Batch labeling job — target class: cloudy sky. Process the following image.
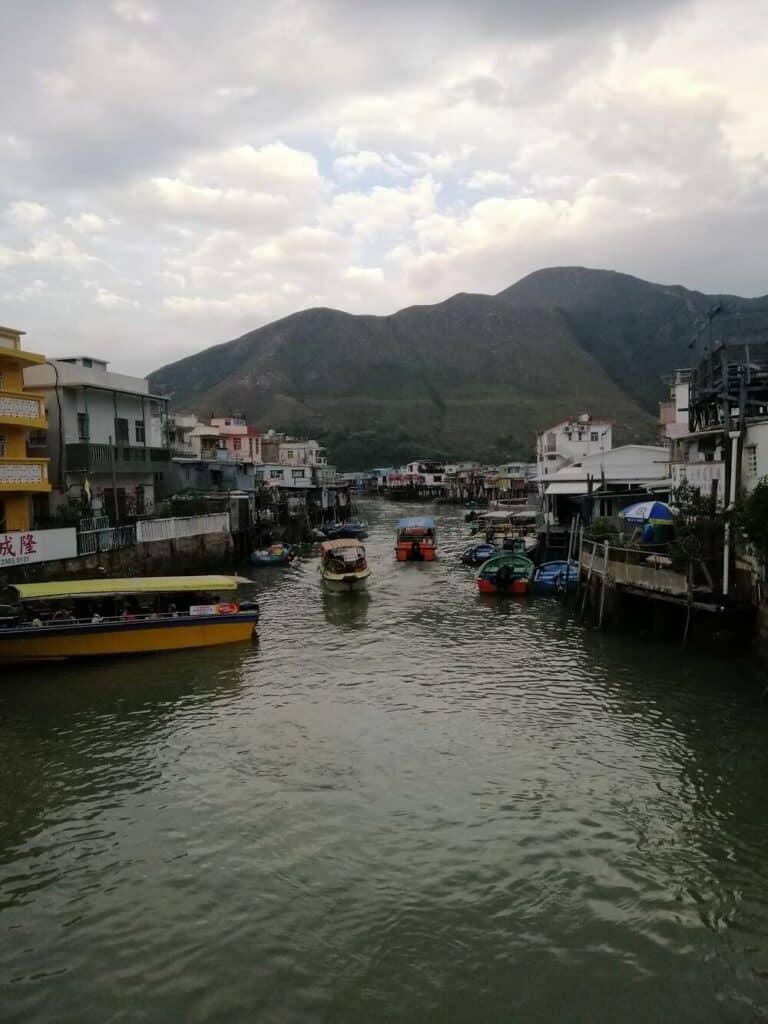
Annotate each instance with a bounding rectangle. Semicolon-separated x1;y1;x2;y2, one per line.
1;0;766;375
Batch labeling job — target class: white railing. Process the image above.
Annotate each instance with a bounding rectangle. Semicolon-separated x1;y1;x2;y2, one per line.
77;524;137;555
135;513;230;543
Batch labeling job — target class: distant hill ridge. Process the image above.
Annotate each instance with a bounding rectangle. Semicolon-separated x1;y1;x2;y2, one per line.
149;266;768;469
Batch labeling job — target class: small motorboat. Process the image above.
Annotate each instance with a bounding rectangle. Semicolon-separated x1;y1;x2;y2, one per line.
395;517;437;561
250;543;295;567
477;553;535;595
533;560;578;594
460;542;495;566
320;539;371;593
322;519;368;540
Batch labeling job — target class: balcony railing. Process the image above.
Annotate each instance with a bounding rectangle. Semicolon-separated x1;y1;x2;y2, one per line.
0;457;50;490
0;391;47;429
66;443;170;474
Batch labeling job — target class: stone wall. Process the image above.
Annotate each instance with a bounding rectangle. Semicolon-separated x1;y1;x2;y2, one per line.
0;531;235;586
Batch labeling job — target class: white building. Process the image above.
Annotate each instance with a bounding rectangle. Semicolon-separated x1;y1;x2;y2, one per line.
23;356;170;520
542;444;671;523
536;415;613;492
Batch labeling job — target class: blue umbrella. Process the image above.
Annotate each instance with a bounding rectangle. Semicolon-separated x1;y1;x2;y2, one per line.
620;500;676;524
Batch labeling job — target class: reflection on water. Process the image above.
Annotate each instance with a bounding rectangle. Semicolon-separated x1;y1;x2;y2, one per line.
1;498;768;1024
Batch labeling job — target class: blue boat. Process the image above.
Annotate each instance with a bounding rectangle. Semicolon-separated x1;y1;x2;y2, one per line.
460;542;495;566
250;543;295;567
533;560;578;593
322;520;368;540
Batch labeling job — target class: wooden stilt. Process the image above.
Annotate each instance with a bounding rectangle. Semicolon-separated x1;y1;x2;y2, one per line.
598;542;610;629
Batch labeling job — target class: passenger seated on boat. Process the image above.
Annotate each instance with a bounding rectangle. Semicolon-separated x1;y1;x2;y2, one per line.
121;607;136;621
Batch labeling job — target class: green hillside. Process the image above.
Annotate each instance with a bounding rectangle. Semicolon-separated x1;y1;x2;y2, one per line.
149;267;768;469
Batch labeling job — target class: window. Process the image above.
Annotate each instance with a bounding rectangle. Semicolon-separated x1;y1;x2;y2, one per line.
28;430;47;448
82;358;93;368
590;431;599;442
270;470;283;479
746;446;758;476
135;420;146;443
433;475;442;482
0;370;4;391
292;469;306;479
114;417;129;442
77;412;90;441
0;434;5;456
233;437;241;450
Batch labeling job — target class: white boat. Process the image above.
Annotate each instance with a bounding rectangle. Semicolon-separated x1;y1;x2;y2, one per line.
320;539;371;593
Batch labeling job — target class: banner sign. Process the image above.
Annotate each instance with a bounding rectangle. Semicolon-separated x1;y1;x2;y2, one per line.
0;528;78;568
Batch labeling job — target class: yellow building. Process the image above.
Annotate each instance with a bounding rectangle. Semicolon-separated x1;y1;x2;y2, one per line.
0;326;51;532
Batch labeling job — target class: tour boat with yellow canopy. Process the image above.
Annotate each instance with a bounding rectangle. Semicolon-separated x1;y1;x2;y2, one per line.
319;539;370;593
0;575;259;663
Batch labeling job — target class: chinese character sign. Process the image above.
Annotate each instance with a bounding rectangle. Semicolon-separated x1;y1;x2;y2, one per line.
0;529;77;568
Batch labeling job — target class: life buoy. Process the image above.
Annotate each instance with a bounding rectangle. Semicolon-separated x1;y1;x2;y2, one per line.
217;602;240;615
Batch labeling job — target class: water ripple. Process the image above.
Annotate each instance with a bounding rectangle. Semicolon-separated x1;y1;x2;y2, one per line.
1;499;768;1023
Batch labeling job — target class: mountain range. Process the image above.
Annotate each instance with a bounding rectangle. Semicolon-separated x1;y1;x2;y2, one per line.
149;267;768;469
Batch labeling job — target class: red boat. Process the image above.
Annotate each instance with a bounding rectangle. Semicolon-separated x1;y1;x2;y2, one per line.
395;517;437;561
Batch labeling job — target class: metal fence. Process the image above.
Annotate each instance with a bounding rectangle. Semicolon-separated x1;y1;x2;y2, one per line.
135;513;230;543
77;524;137;555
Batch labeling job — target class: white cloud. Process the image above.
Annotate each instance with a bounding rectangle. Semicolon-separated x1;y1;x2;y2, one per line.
66;212;107;233
0;232;100;270
466;169;513;191
163;292;271;316
0;0;767;374
6;201;49;226
113;1;155;24
327;176;440;238
94;287;132;308
344;265;384;283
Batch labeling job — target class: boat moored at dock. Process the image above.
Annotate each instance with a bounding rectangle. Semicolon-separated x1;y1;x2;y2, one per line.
320;539;371;592
0;575;259;663
533;560;578;594
250;543;295;567
477;554;536;595
460;542;495;566
470;510;538;555
322;520;368;540
395;517;437;561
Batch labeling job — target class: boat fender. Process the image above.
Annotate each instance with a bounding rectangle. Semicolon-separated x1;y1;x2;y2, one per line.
217;602;240;615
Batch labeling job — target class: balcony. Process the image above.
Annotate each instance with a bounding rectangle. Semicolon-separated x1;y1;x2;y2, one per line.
66;443;170;475
0;391;47;430
0;457;50;492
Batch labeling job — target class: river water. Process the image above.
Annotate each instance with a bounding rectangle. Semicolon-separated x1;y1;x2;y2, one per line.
2;499;768;1022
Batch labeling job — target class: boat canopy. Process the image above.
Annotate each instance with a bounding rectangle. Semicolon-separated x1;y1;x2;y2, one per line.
479;509;536;522
320;538;365;553
10;575;246;602
397;516;435;530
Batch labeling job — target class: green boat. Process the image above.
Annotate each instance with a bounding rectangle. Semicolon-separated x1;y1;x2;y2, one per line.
476;553;535;595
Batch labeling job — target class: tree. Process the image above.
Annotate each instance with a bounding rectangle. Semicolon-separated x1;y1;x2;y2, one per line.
734;477;768;568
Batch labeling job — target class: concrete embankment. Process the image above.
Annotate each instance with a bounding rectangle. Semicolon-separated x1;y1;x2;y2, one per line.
1;531;234;586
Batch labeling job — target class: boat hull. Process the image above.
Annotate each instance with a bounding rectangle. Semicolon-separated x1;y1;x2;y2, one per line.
395;542;436;562
477;578;529;595
321;569;370;593
0;612;259;663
